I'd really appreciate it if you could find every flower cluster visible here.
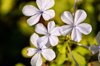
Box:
[22,0,92,66]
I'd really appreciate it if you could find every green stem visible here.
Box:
[67,43,79,66]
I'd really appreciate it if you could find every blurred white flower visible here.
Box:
[22,0,55,26]
[60,9,92,42]
[35,21,60,46]
[89,31,100,62]
[27,33,56,66]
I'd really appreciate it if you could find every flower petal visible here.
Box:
[42,10,55,20]
[50,27,60,36]
[31,53,42,66]
[49,36,59,46]
[36,0,54,10]
[60,25,72,36]
[48,21,55,32]
[37,36,48,48]
[96,31,100,45]
[27,48,37,56]
[61,11,73,24]
[89,45,99,54]
[30,33,39,48]
[42,49,56,61]
[74,10,87,25]
[27,14,41,26]
[22,5,39,16]
[71,28,82,42]
[76,23,92,35]
[35,23,47,35]
[98,53,100,62]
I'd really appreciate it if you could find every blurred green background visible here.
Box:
[0,0,100,66]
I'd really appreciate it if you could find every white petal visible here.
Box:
[27,14,41,26]
[89,45,99,54]
[61,11,73,24]
[42,49,56,61]
[74,9,87,25]
[27,48,37,56]
[50,27,60,36]
[76,23,92,35]
[71,28,82,42]
[30,33,39,48]
[36,0,54,10]
[98,53,100,62]
[35,23,47,35]
[96,31,100,45]
[60,25,72,36]
[49,36,59,46]
[42,10,55,20]
[22,5,39,16]
[37,36,48,48]
[31,53,42,66]
[48,21,55,32]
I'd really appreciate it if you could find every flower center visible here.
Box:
[47,33,51,36]
[38,48,42,52]
[39,10,43,14]
[72,24,77,28]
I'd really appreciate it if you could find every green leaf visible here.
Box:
[55,53,66,65]
[74,46,90,56]
[80,35,98,45]
[57,44,66,54]
[68,51,86,66]
[1,0,15,15]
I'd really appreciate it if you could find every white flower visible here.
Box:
[22,0,55,26]
[89,31,100,62]
[60,9,92,42]
[27,33,56,66]
[35,21,60,46]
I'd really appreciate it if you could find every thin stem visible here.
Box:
[67,43,79,66]
[73,0,78,15]
[72,43,89,49]
[77,43,89,49]
[39,16,48,27]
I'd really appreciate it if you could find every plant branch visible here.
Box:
[67,43,79,66]
[73,0,78,15]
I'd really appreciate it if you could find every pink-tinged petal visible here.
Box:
[36,0,54,10]
[27,48,37,56]
[27,14,41,26]
[42,49,56,61]
[74,9,87,25]
[96,31,100,45]
[30,33,39,48]
[48,21,55,32]
[42,10,55,20]
[76,23,92,35]
[35,23,47,35]
[31,53,42,66]
[22,5,39,16]
[49,36,59,46]
[71,28,82,42]
[61,11,73,24]
[60,25,72,36]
